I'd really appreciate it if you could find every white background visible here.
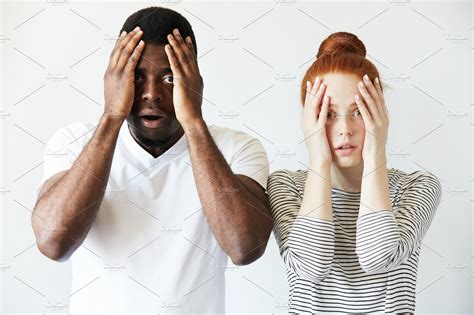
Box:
[1,0,472,313]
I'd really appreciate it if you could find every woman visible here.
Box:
[267,32,442,313]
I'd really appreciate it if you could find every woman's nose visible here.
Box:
[336,116,354,135]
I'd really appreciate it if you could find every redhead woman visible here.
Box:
[267,32,442,313]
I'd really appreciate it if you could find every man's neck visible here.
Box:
[128,125,184,159]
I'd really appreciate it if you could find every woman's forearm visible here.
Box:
[359,153,392,218]
[299,161,333,221]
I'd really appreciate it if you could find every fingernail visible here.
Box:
[358,81,364,88]
[355,94,360,101]
[120,31,126,37]
[138,40,144,46]
[363,74,369,81]
[174,29,180,35]
[134,26,140,31]
[375,77,379,84]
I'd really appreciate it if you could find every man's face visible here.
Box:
[126,44,181,148]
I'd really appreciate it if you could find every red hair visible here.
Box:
[301,32,382,105]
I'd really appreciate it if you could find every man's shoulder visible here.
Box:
[208,124,253,137]
[208,124,260,146]
[49,121,97,146]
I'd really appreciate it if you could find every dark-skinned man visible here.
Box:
[31,6,272,313]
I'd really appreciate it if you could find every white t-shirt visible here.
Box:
[36,120,269,314]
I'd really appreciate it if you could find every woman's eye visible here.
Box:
[354,110,362,117]
[163,75,174,84]
[327,111,335,118]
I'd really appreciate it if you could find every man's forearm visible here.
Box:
[32,114,124,261]
[183,119,272,265]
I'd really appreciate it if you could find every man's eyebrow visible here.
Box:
[135,66,172,73]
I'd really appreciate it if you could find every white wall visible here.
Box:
[1,0,472,313]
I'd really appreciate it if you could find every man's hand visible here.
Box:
[164,29,204,127]
[103,26,145,119]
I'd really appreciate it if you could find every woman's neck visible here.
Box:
[330,162,364,193]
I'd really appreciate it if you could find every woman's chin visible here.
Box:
[333,156,363,168]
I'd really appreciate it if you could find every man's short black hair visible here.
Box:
[120,6,197,55]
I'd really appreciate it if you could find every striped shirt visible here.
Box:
[267,167,442,313]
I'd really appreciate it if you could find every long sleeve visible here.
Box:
[355,171,442,273]
[267,170,335,283]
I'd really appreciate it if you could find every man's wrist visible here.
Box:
[100,113,126,130]
[181,117,207,134]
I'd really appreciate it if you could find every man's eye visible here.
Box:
[134,75,143,83]
[163,75,173,84]
[354,110,362,117]
[327,111,336,118]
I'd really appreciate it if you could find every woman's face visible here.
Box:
[321,72,366,168]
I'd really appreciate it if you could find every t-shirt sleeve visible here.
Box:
[35,125,85,196]
[228,131,269,189]
[355,170,442,273]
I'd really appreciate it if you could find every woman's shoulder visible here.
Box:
[269,169,308,184]
[267,169,308,194]
[388,167,442,194]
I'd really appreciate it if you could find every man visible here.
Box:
[31,6,272,313]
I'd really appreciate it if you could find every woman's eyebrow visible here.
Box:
[329,102,358,109]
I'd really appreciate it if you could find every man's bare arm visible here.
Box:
[32,115,123,261]
[184,121,273,266]
[164,29,272,265]
[32,27,146,261]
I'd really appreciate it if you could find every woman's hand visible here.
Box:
[354,74,390,164]
[301,76,332,167]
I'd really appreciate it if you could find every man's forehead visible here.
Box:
[136,45,170,70]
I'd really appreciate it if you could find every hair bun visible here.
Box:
[316,32,366,58]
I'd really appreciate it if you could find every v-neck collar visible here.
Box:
[120,122,188,164]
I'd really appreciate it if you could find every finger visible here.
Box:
[185,36,196,59]
[358,80,380,121]
[111,28,140,68]
[374,77,389,118]
[303,78,319,123]
[318,95,330,126]
[109,31,128,68]
[168,31,190,66]
[309,76,321,100]
[312,81,326,113]
[164,43,183,79]
[355,94,372,125]
[173,29,194,61]
[374,77,383,99]
[124,40,145,73]
[116,28,143,70]
[363,74,381,106]
[303,80,312,108]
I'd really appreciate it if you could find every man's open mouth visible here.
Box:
[139,115,164,128]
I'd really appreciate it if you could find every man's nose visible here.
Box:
[141,80,164,103]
